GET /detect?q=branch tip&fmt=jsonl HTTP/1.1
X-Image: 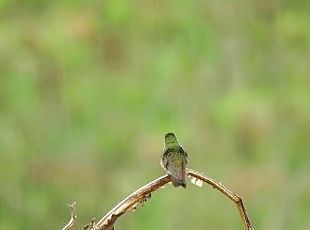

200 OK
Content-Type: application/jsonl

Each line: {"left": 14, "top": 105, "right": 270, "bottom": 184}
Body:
{"left": 62, "top": 201, "right": 77, "bottom": 230}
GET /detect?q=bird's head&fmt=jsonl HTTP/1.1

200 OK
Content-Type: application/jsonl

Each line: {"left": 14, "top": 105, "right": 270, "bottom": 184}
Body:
{"left": 164, "top": 132, "right": 179, "bottom": 148}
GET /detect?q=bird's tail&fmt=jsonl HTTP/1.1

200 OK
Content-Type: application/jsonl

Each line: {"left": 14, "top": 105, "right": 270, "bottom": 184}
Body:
{"left": 171, "top": 178, "right": 186, "bottom": 188}
{"left": 171, "top": 164, "right": 186, "bottom": 188}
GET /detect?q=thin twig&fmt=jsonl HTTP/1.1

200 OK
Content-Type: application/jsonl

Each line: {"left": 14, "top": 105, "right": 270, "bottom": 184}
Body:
{"left": 83, "top": 218, "right": 97, "bottom": 230}
{"left": 62, "top": 201, "right": 77, "bottom": 230}
{"left": 187, "top": 169, "right": 254, "bottom": 230}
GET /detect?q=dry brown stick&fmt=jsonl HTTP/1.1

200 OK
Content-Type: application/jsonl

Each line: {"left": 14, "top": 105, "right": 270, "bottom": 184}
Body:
{"left": 94, "top": 175, "right": 171, "bottom": 230}
{"left": 93, "top": 169, "right": 254, "bottom": 230}
{"left": 62, "top": 201, "right": 77, "bottom": 230}
{"left": 188, "top": 169, "right": 254, "bottom": 230}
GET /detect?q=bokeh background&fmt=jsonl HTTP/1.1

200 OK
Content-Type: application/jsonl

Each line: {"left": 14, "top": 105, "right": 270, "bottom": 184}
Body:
{"left": 0, "top": 0, "right": 309, "bottom": 229}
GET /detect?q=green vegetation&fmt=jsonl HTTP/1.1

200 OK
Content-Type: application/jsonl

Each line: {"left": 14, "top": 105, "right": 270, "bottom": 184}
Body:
{"left": 0, "top": 1, "right": 309, "bottom": 229}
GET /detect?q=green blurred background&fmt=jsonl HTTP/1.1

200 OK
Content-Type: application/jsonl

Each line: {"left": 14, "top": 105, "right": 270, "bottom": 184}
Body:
{"left": 0, "top": 0, "right": 309, "bottom": 229}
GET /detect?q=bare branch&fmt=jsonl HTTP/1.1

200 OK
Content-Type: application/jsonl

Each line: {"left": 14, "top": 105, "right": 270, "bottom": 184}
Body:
{"left": 89, "top": 169, "right": 254, "bottom": 230}
{"left": 93, "top": 174, "right": 171, "bottom": 230}
{"left": 188, "top": 169, "right": 254, "bottom": 230}
{"left": 62, "top": 201, "right": 77, "bottom": 230}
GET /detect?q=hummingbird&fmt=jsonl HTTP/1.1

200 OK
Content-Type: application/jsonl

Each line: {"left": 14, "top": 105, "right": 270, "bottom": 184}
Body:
{"left": 161, "top": 132, "right": 188, "bottom": 188}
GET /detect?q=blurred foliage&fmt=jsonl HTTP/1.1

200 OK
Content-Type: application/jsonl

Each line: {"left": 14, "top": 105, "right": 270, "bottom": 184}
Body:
{"left": 0, "top": 0, "right": 309, "bottom": 229}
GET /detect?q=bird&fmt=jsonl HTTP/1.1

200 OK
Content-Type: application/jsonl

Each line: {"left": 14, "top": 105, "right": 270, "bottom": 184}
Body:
{"left": 161, "top": 132, "right": 188, "bottom": 188}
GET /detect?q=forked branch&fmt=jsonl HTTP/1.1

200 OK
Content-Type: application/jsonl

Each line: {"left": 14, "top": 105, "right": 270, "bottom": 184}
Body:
{"left": 90, "top": 169, "right": 253, "bottom": 230}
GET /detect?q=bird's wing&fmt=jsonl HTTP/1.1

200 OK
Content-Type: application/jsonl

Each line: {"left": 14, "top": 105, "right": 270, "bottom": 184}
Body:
{"left": 180, "top": 147, "right": 188, "bottom": 164}
{"left": 161, "top": 148, "right": 172, "bottom": 169}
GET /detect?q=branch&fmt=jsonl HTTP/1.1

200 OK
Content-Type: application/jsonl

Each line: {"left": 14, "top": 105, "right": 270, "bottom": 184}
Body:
{"left": 187, "top": 169, "right": 254, "bottom": 230}
{"left": 93, "top": 174, "right": 171, "bottom": 230}
{"left": 62, "top": 201, "right": 77, "bottom": 230}
{"left": 90, "top": 169, "right": 253, "bottom": 230}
